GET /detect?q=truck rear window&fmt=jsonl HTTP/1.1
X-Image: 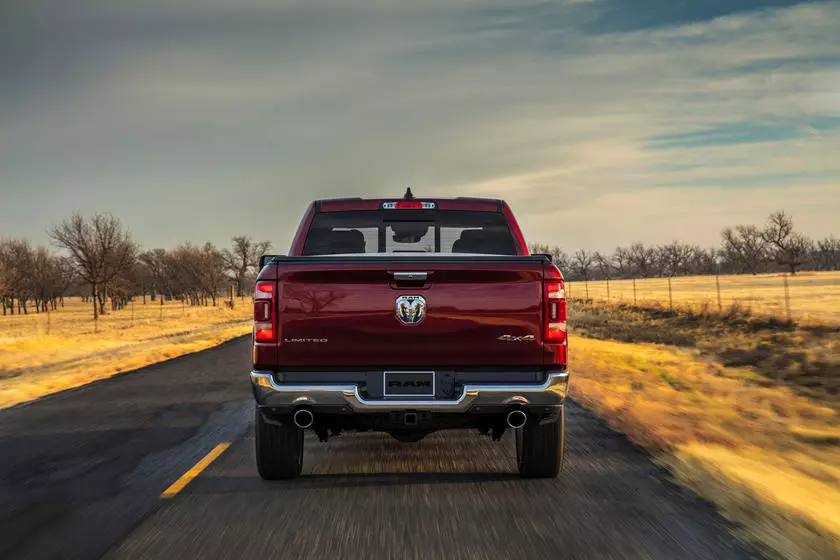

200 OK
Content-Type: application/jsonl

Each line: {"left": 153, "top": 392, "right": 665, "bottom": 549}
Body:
{"left": 302, "top": 210, "right": 517, "bottom": 255}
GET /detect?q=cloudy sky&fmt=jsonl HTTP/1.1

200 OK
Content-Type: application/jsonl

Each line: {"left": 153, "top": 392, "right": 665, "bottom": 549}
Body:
{"left": 1, "top": 0, "right": 838, "bottom": 253}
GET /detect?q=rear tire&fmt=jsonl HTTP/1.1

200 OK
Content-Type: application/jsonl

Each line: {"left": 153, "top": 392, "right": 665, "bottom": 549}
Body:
{"left": 515, "top": 407, "right": 565, "bottom": 478}
{"left": 255, "top": 407, "right": 303, "bottom": 480}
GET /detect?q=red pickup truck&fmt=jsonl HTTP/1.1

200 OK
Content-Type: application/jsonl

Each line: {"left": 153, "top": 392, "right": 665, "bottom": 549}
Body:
{"left": 250, "top": 191, "right": 569, "bottom": 479}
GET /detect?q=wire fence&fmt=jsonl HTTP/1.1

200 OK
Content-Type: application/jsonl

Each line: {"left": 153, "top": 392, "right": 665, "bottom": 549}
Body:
{"left": 566, "top": 270, "right": 840, "bottom": 325}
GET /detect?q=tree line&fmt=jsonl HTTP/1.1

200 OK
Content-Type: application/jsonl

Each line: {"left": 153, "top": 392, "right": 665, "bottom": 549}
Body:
{"left": 531, "top": 211, "right": 839, "bottom": 282}
{"left": 1, "top": 212, "right": 271, "bottom": 318}
{"left": 3, "top": 209, "right": 837, "bottom": 316}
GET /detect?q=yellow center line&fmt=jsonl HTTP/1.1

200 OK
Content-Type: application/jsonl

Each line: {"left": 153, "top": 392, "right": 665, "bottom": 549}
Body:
{"left": 160, "top": 442, "right": 231, "bottom": 499}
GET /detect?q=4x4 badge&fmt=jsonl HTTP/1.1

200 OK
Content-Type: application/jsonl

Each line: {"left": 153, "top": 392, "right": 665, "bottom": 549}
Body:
{"left": 396, "top": 295, "right": 426, "bottom": 325}
{"left": 498, "top": 334, "right": 535, "bottom": 342}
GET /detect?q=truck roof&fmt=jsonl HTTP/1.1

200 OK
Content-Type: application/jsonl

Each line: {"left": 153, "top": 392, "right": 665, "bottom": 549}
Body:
{"left": 287, "top": 190, "right": 528, "bottom": 256}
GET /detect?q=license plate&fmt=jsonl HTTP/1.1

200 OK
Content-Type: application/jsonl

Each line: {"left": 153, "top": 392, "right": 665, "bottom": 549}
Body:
{"left": 383, "top": 371, "right": 435, "bottom": 397}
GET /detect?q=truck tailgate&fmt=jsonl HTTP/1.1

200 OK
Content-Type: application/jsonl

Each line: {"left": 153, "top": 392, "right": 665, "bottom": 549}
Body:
{"left": 265, "top": 256, "right": 546, "bottom": 368}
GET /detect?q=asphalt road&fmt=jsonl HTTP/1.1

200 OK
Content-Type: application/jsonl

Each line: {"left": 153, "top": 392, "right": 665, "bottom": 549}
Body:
{"left": 0, "top": 336, "right": 762, "bottom": 560}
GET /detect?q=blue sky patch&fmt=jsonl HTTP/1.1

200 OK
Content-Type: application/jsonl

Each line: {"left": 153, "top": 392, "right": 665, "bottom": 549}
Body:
{"left": 660, "top": 169, "right": 840, "bottom": 189}
{"left": 719, "top": 54, "right": 840, "bottom": 76}
{"left": 582, "top": 0, "right": 821, "bottom": 33}
{"left": 648, "top": 116, "right": 840, "bottom": 149}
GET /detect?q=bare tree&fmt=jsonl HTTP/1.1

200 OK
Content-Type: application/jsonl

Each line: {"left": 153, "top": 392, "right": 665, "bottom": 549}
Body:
{"left": 222, "top": 236, "right": 272, "bottom": 296}
{"left": 659, "top": 241, "right": 698, "bottom": 277}
{"left": 98, "top": 220, "right": 138, "bottom": 312}
{"left": 721, "top": 225, "right": 768, "bottom": 275}
{"left": 53, "top": 257, "right": 75, "bottom": 308}
{"left": 0, "top": 240, "right": 13, "bottom": 315}
{"left": 0, "top": 239, "right": 31, "bottom": 315}
{"left": 628, "top": 243, "right": 658, "bottom": 278}
{"left": 0, "top": 242, "right": 8, "bottom": 315}
{"left": 170, "top": 243, "right": 228, "bottom": 306}
{"left": 571, "top": 249, "right": 595, "bottom": 281}
{"left": 167, "top": 245, "right": 199, "bottom": 304}
{"left": 132, "top": 257, "right": 152, "bottom": 304}
{"left": 775, "top": 233, "right": 812, "bottom": 274}
{"left": 0, "top": 240, "right": 74, "bottom": 315}
{"left": 3, "top": 239, "right": 35, "bottom": 314}
{"left": 761, "top": 211, "right": 812, "bottom": 274}
{"left": 612, "top": 246, "right": 632, "bottom": 278}
{"left": 813, "top": 237, "right": 840, "bottom": 271}
{"left": 762, "top": 211, "right": 794, "bottom": 247}
{"left": 529, "top": 243, "right": 550, "bottom": 255}
{"left": 31, "top": 246, "right": 58, "bottom": 312}
{"left": 689, "top": 247, "right": 718, "bottom": 275}
{"left": 50, "top": 213, "right": 137, "bottom": 319}
{"left": 593, "top": 251, "right": 612, "bottom": 280}
{"left": 201, "top": 242, "right": 228, "bottom": 306}
{"left": 549, "top": 245, "right": 569, "bottom": 270}
{"left": 138, "top": 249, "right": 172, "bottom": 301}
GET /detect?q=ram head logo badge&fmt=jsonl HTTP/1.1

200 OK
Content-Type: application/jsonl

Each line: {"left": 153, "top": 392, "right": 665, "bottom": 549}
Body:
{"left": 396, "top": 295, "right": 426, "bottom": 325}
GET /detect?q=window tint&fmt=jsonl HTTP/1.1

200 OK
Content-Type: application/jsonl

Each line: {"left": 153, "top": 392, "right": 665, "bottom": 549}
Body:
{"left": 302, "top": 210, "right": 516, "bottom": 255}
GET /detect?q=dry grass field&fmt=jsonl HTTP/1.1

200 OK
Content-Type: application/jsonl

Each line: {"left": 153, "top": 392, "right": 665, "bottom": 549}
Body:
{"left": 567, "top": 270, "right": 840, "bottom": 325}
{"left": 569, "top": 302, "right": 840, "bottom": 559}
{"left": 0, "top": 297, "right": 252, "bottom": 409}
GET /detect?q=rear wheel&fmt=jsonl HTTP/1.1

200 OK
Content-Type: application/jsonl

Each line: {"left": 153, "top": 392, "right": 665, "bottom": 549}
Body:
{"left": 515, "top": 408, "right": 565, "bottom": 478}
{"left": 255, "top": 408, "right": 303, "bottom": 480}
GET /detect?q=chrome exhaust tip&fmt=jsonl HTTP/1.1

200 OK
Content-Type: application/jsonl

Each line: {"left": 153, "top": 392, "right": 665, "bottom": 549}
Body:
{"left": 293, "top": 409, "right": 314, "bottom": 429}
{"left": 506, "top": 409, "right": 527, "bottom": 429}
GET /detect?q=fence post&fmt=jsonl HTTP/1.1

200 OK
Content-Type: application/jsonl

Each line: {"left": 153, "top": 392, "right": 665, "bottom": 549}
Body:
{"left": 606, "top": 278, "right": 611, "bottom": 300}
{"left": 783, "top": 274, "right": 791, "bottom": 323}
{"left": 160, "top": 295, "right": 164, "bottom": 321}
{"left": 585, "top": 280, "right": 589, "bottom": 300}
{"left": 131, "top": 300, "right": 135, "bottom": 327}
{"left": 715, "top": 273, "right": 722, "bottom": 313}
{"left": 632, "top": 278, "right": 637, "bottom": 306}
{"left": 668, "top": 277, "right": 673, "bottom": 311}
{"left": 230, "top": 285, "right": 235, "bottom": 308}
{"left": 47, "top": 306, "right": 51, "bottom": 335}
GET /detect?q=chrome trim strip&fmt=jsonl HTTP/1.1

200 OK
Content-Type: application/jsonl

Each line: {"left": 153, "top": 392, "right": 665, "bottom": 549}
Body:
{"left": 251, "top": 370, "right": 569, "bottom": 412}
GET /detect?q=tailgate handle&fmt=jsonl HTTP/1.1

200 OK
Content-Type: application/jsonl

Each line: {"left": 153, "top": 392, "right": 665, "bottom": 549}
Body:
{"left": 392, "top": 272, "right": 428, "bottom": 281}
{"left": 391, "top": 271, "right": 429, "bottom": 287}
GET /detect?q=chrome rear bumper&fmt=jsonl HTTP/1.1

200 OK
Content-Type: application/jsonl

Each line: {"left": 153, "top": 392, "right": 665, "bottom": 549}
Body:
{"left": 250, "top": 370, "right": 569, "bottom": 413}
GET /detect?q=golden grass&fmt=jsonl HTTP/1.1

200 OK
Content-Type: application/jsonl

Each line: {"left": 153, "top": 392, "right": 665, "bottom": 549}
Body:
{"left": 0, "top": 297, "right": 252, "bottom": 409}
{"left": 568, "top": 299, "right": 839, "bottom": 402}
{"left": 570, "top": 336, "right": 840, "bottom": 559}
{"left": 567, "top": 270, "right": 840, "bottom": 325}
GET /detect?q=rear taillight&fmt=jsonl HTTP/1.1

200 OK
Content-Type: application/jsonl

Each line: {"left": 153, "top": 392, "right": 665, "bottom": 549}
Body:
{"left": 544, "top": 281, "right": 566, "bottom": 343}
{"left": 254, "top": 281, "right": 276, "bottom": 342}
